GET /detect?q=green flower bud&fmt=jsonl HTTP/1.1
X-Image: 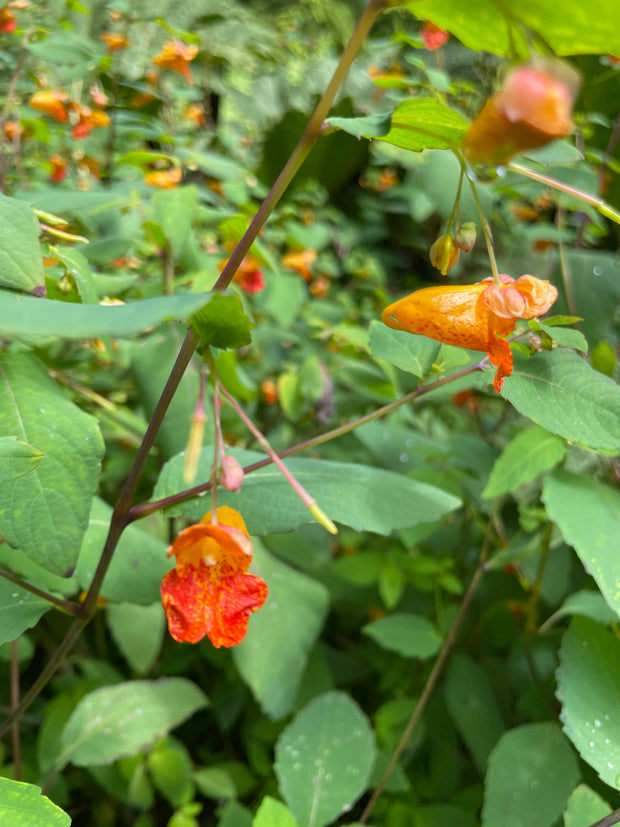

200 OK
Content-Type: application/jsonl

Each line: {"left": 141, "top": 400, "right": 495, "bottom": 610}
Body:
{"left": 429, "top": 234, "right": 460, "bottom": 275}
{"left": 455, "top": 222, "right": 477, "bottom": 252}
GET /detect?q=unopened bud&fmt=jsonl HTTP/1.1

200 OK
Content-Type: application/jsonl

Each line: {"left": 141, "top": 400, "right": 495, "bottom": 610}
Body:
{"left": 454, "top": 222, "right": 477, "bottom": 252}
{"left": 429, "top": 234, "right": 460, "bottom": 275}
{"left": 220, "top": 454, "right": 245, "bottom": 493}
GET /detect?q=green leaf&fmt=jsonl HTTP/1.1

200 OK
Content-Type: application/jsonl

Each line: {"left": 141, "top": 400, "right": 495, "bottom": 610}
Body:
{"left": 560, "top": 252, "right": 620, "bottom": 347}
{"left": 57, "top": 678, "right": 208, "bottom": 768}
{"left": 0, "top": 193, "right": 45, "bottom": 294}
{"left": 193, "top": 767, "right": 237, "bottom": 800}
{"left": 369, "top": 321, "right": 440, "bottom": 378}
{"left": 106, "top": 603, "right": 166, "bottom": 675}
{"left": 253, "top": 797, "right": 299, "bottom": 827}
{"left": 116, "top": 150, "right": 175, "bottom": 167}
{"left": 152, "top": 186, "right": 199, "bottom": 258}
{"left": 557, "top": 618, "right": 620, "bottom": 790}
{"left": 328, "top": 113, "right": 392, "bottom": 138}
{"left": 363, "top": 613, "right": 442, "bottom": 659}
{"left": 444, "top": 655, "right": 505, "bottom": 773}
{"left": 482, "top": 723, "right": 579, "bottom": 827}
{"left": 233, "top": 542, "right": 329, "bottom": 720}
{"left": 502, "top": 350, "right": 620, "bottom": 452}
{"left": 75, "top": 498, "right": 171, "bottom": 605}
{"left": 53, "top": 247, "right": 98, "bottom": 304}
{"left": 0, "top": 353, "right": 104, "bottom": 575}
{"left": 563, "top": 784, "right": 612, "bottom": 827}
{"left": 373, "top": 99, "right": 469, "bottom": 153}
{"left": 531, "top": 321, "right": 588, "bottom": 354}
{"left": 405, "top": 0, "right": 620, "bottom": 57}
{"left": 275, "top": 691, "right": 376, "bottom": 827}
{"left": 0, "top": 777, "right": 70, "bottom": 826}
{"left": 482, "top": 427, "right": 566, "bottom": 499}
{"left": 0, "top": 436, "right": 43, "bottom": 483}
{"left": 154, "top": 447, "right": 462, "bottom": 535}
{"left": 543, "top": 472, "right": 620, "bottom": 619}
{"left": 0, "top": 290, "right": 210, "bottom": 340}
{"left": 542, "top": 590, "right": 618, "bottom": 632}
{"left": 0, "top": 577, "right": 52, "bottom": 646}
{"left": 189, "top": 292, "right": 253, "bottom": 349}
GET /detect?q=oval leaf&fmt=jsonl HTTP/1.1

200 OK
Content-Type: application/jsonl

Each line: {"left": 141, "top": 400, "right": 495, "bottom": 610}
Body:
{"left": 483, "top": 427, "right": 566, "bottom": 499}
{"left": 0, "top": 194, "right": 45, "bottom": 294}
{"left": 0, "top": 578, "right": 52, "bottom": 646}
{"left": 374, "top": 99, "right": 469, "bottom": 153}
{"left": 363, "top": 613, "right": 442, "bottom": 659}
{"left": 0, "top": 777, "right": 70, "bottom": 826}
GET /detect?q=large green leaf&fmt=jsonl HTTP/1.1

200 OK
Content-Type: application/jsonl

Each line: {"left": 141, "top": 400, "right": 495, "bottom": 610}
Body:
{"left": 482, "top": 723, "right": 579, "bottom": 827}
{"left": 563, "top": 785, "right": 612, "bottom": 827}
{"left": 543, "top": 471, "right": 620, "bottom": 619}
{"left": 152, "top": 185, "right": 199, "bottom": 259}
{"left": 0, "top": 777, "right": 70, "bottom": 826}
{"left": 154, "top": 447, "right": 462, "bottom": 535}
{"left": 405, "top": 0, "right": 620, "bottom": 57}
{"left": 363, "top": 613, "right": 442, "bottom": 659}
{"left": 275, "top": 691, "right": 376, "bottom": 827}
{"left": 502, "top": 350, "right": 620, "bottom": 452}
{"left": 557, "top": 618, "right": 620, "bottom": 790}
{"left": 0, "top": 193, "right": 45, "bottom": 294}
{"left": 482, "top": 427, "right": 566, "bottom": 499}
{"left": 0, "top": 353, "right": 104, "bottom": 575}
{"left": 444, "top": 655, "right": 505, "bottom": 774}
{"left": 233, "top": 542, "right": 329, "bottom": 720}
{"left": 373, "top": 99, "right": 469, "bottom": 153}
{"left": 75, "top": 498, "right": 171, "bottom": 605}
{"left": 0, "top": 436, "right": 43, "bottom": 483}
{"left": 557, "top": 252, "right": 620, "bottom": 347}
{"left": 0, "top": 577, "right": 52, "bottom": 646}
{"left": 253, "top": 796, "right": 299, "bottom": 827}
{"left": 57, "top": 678, "right": 208, "bottom": 768}
{"left": 0, "top": 290, "right": 210, "bottom": 340}
{"left": 368, "top": 321, "right": 440, "bottom": 379}
{"left": 106, "top": 603, "right": 166, "bottom": 675}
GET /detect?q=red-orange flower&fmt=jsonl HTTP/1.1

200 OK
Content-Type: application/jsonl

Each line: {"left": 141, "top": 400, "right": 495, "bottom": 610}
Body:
{"left": 49, "top": 154, "right": 68, "bottom": 183}
{"left": 219, "top": 253, "right": 265, "bottom": 294}
{"left": 421, "top": 21, "right": 449, "bottom": 51}
{"left": 101, "top": 32, "right": 130, "bottom": 52}
{"left": 29, "top": 89, "right": 69, "bottom": 123}
{"left": 381, "top": 274, "right": 558, "bottom": 392}
{"left": 161, "top": 506, "right": 268, "bottom": 647}
{"left": 462, "top": 60, "right": 580, "bottom": 166}
{"left": 153, "top": 40, "right": 198, "bottom": 84}
{"left": 0, "top": 5, "right": 16, "bottom": 32}
{"left": 70, "top": 103, "right": 110, "bottom": 140}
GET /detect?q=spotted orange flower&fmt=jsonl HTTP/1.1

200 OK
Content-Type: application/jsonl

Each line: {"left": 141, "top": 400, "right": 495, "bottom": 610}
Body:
{"left": 462, "top": 60, "right": 580, "bottom": 166}
{"left": 29, "top": 90, "right": 69, "bottom": 123}
{"left": 382, "top": 274, "right": 558, "bottom": 392}
{"left": 153, "top": 40, "right": 199, "bottom": 84}
{"left": 101, "top": 32, "right": 130, "bottom": 52}
{"left": 421, "top": 21, "right": 449, "bottom": 51}
{"left": 161, "top": 506, "right": 268, "bottom": 647}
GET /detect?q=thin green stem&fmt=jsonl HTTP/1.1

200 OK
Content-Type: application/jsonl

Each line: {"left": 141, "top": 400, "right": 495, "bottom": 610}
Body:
{"left": 0, "top": 565, "right": 80, "bottom": 615}
{"left": 128, "top": 358, "right": 488, "bottom": 522}
{"left": 446, "top": 166, "right": 465, "bottom": 234}
{"left": 466, "top": 168, "right": 501, "bottom": 285}
{"left": 359, "top": 534, "right": 492, "bottom": 824}
{"left": 508, "top": 161, "right": 620, "bottom": 225}
{"left": 212, "top": 0, "right": 387, "bottom": 293}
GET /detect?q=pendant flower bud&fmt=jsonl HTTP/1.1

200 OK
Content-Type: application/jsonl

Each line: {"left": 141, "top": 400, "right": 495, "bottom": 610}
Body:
{"left": 381, "top": 274, "right": 557, "bottom": 392}
{"left": 220, "top": 455, "right": 245, "bottom": 493}
{"left": 429, "top": 234, "right": 460, "bottom": 275}
{"left": 462, "top": 59, "right": 580, "bottom": 166}
{"left": 161, "top": 506, "right": 267, "bottom": 647}
{"left": 454, "top": 222, "right": 477, "bottom": 252}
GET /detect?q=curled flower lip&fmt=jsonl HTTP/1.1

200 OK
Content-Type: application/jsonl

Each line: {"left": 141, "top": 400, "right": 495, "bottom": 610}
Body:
{"left": 161, "top": 506, "right": 267, "bottom": 647}
{"left": 381, "top": 274, "right": 557, "bottom": 392}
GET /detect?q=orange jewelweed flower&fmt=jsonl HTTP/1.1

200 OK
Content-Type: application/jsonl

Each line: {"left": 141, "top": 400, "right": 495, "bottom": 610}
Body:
{"left": 144, "top": 166, "right": 182, "bottom": 188}
{"left": 462, "top": 59, "right": 580, "bottom": 166}
{"left": 382, "top": 274, "right": 558, "bottom": 392}
{"left": 219, "top": 253, "right": 266, "bottom": 294}
{"left": 29, "top": 89, "right": 69, "bottom": 123}
{"left": 153, "top": 40, "right": 199, "bottom": 84}
{"left": 420, "top": 21, "right": 449, "bottom": 51}
{"left": 281, "top": 248, "right": 316, "bottom": 281}
{"left": 161, "top": 506, "right": 268, "bottom": 647}
{"left": 101, "top": 32, "right": 130, "bottom": 52}
{"left": 49, "top": 155, "right": 68, "bottom": 183}
{"left": 70, "top": 103, "right": 110, "bottom": 140}
{"left": 0, "top": 5, "right": 16, "bottom": 32}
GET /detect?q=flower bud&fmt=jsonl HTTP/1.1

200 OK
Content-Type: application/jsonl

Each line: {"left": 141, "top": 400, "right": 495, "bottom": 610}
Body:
{"left": 220, "top": 454, "right": 245, "bottom": 493}
{"left": 454, "top": 222, "right": 477, "bottom": 252}
{"left": 429, "top": 234, "right": 460, "bottom": 275}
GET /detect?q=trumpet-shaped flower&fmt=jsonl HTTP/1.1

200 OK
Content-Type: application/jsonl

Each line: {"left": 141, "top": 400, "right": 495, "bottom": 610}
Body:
{"left": 153, "top": 40, "right": 199, "bottom": 84}
{"left": 29, "top": 90, "right": 69, "bottom": 123}
{"left": 381, "top": 274, "right": 557, "bottom": 392}
{"left": 462, "top": 60, "right": 580, "bottom": 166}
{"left": 161, "top": 506, "right": 267, "bottom": 647}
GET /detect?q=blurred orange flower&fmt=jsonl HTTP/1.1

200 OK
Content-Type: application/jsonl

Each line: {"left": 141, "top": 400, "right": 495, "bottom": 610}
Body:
{"left": 29, "top": 89, "right": 69, "bottom": 123}
{"left": 144, "top": 167, "right": 182, "bottom": 188}
{"left": 382, "top": 274, "right": 557, "bottom": 392}
{"left": 70, "top": 103, "right": 110, "bottom": 140}
{"left": 49, "top": 155, "right": 68, "bottom": 183}
{"left": 219, "top": 253, "right": 265, "bottom": 294}
{"left": 161, "top": 506, "right": 268, "bottom": 646}
{"left": 153, "top": 40, "right": 198, "bottom": 84}
{"left": 0, "top": 5, "right": 16, "bottom": 32}
{"left": 184, "top": 103, "right": 206, "bottom": 126}
{"left": 462, "top": 60, "right": 580, "bottom": 166}
{"left": 3, "top": 120, "right": 22, "bottom": 140}
{"left": 101, "top": 32, "right": 130, "bottom": 52}
{"left": 281, "top": 248, "right": 316, "bottom": 281}
{"left": 420, "top": 21, "right": 449, "bottom": 51}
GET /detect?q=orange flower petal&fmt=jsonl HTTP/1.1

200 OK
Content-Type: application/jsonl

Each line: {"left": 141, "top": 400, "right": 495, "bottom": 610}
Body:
{"left": 29, "top": 90, "right": 69, "bottom": 123}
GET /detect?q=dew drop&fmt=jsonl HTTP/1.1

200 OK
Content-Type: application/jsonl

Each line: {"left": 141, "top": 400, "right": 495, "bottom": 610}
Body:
{"left": 594, "top": 719, "right": 602, "bottom": 727}
{"left": 589, "top": 741, "right": 595, "bottom": 748}
{"left": 593, "top": 266, "right": 603, "bottom": 276}
{"left": 399, "top": 453, "right": 409, "bottom": 462}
